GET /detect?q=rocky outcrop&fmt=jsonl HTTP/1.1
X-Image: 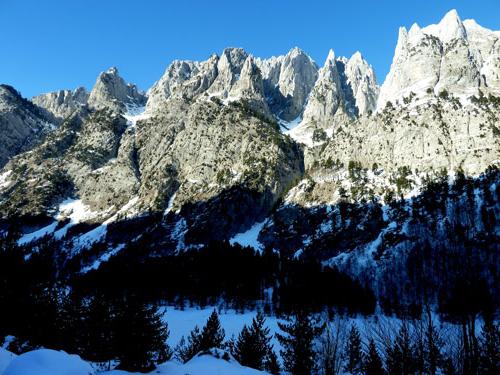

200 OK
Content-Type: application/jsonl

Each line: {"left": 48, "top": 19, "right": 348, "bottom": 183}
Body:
{"left": 32, "top": 87, "right": 88, "bottom": 123}
{"left": 0, "top": 85, "right": 55, "bottom": 168}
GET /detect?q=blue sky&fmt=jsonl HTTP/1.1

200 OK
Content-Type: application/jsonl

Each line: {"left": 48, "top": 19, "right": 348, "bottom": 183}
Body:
{"left": 1, "top": 0, "right": 499, "bottom": 98}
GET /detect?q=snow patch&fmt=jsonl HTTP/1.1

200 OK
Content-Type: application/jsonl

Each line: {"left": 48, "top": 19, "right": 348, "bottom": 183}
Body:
{"left": 123, "top": 104, "right": 149, "bottom": 127}
{"left": 229, "top": 220, "right": 266, "bottom": 252}
{"left": 0, "top": 349, "right": 16, "bottom": 374}
{"left": 2, "top": 349, "right": 94, "bottom": 375}
{"left": 17, "top": 222, "right": 59, "bottom": 246}
{"left": 72, "top": 197, "right": 139, "bottom": 251}
{"left": 0, "top": 170, "right": 12, "bottom": 190}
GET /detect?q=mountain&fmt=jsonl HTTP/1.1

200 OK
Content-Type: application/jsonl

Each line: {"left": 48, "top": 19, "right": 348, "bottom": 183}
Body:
{"left": 0, "top": 85, "right": 56, "bottom": 168}
{"left": 32, "top": 87, "right": 88, "bottom": 124}
{"left": 0, "top": 10, "right": 497, "bottom": 308}
{"left": 378, "top": 9, "right": 500, "bottom": 108}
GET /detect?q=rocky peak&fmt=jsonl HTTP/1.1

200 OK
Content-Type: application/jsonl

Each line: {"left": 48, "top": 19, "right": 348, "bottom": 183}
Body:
{"left": 274, "top": 47, "right": 319, "bottom": 121}
{"left": 336, "top": 51, "right": 379, "bottom": 115}
{"left": 32, "top": 87, "right": 88, "bottom": 123}
{"left": 229, "top": 56, "right": 271, "bottom": 117}
{"left": 88, "top": 67, "right": 146, "bottom": 113}
{"left": 378, "top": 9, "right": 499, "bottom": 108}
{"left": 206, "top": 48, "right": 248, "bottom": 96}
{"left": 422, "top": 9, "right": 467, "bottom": 43}
{"left": 146, "top": 59, "right": 200, "bottom": 111}
{"left": 287, "top": 49, "right": 350, "bottom": 146}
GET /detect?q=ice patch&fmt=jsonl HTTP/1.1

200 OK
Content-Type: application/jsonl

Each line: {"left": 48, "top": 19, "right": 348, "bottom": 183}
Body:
{"left": 163, "top": 191, "right": 177, "bottom": 216}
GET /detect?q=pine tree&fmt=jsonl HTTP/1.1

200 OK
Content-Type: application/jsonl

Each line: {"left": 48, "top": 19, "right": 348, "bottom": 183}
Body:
{"left": 478, "top": 317, "right": 500, "bottom": 375}
{"left": 176, "top": 326, "right": 203, "bottom": 363}
{"left": 233, "top": 311, "right": 273, "bottom": 370}
{"left": 199, "top": 309, "right": 225, "bottom": 351}
{"left": 115, "top": 298, "right": 171, "bottom": 372}
{"left": 81, "top": 293, "right": 118, "bottom": 366}
{"left": 385, "top": 321, "right": 417, "bottom": 375}
{"left": 364, "top": 339, "right": 385, "bottom": 375}
{"left": 276, "top": 311, "right": 322, "bottom": 375}
{"left": 424, "top": 311, "right": 442, "bottom": 375}
{"left": 345, "top": 324, "right": 363, "bottom": 374}
{"left": 264, "top": 350, "right": 281, "bottom": 375}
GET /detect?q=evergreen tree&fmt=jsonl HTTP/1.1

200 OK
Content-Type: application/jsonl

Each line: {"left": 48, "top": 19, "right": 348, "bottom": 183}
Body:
{"left": 199, "top": 309, "right": 225, "bottom": 351}
{"left": 345, "top": 324, "right": 363, "bottom": 374}
{"left": 478, "top": 317, "right": 500, "bottom": 375}
{"left": 364, "top": 339, "right": 385, "bottom": 375}
{"left": 176, "top": 326, "right": 203, "bottom": 363}
{"left": 276, "top": 311, "right": 322, "bottom": 375}
{"left": 264, "top": 350, "right": 281, "bottom": 375}
{"left": 423, "top": 311, "right": 442, "bottom": 375}
{"left": 233, "top": 311, "right": 273, "bottom": 370}
{"left": 115, "top": 298, "right": 171, "bottom": 372}
{"left": 82, "top": 293, "right": 118, "bottom": 365}
{"left": 385, "top": 321, "right": 417, "bottom": 375}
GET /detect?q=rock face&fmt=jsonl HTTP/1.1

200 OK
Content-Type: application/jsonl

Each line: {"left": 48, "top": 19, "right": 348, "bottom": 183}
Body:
{"left": 257, "top": 47, "right": 319, "bottom": 121}
{"left": 88, "top": 67, "right": 146, "bottom": 112}
{"left": 336, "top": 52, "right": 379, "bottom": 116}
{"left": 286, "top": 50, "right": 379, "bottom": 146}
{"left": 378, "top": 9, "right": 500, "bottom": 108}
{"left": 0, "top": 85, "right": 55, "bottom": 168}
{"left": 146, "top": 60, "right": 200, "bottom": 112}
{"left": 32, "top": 87, "right": 88, "bottom": 123}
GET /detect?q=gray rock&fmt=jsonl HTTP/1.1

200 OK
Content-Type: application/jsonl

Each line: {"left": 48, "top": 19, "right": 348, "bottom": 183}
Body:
{"left": 88, "top": 67, "right": 146, "bottom": 113}
{"left": 32, "top": 87, "right": 88, "bottom": 123}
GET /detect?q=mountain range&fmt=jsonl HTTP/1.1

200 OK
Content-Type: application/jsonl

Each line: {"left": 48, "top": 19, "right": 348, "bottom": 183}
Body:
{"left": 0, "top": 9, "right": 498, "bottom": 304}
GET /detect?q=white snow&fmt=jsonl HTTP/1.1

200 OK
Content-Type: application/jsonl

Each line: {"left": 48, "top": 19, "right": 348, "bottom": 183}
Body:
{"left": 73, "top": 197, "right": 139, "bottom": 251}
{"left": 123, "top": 105, "right": 149, "bottom": 127}
{"left": 2, "top": 349, "right": 94, "bottom": 375}
{"left": 278, "top": 116, "right": 302, "bottom": 132}
{"left": 17, "top": 222, "right": 59, "bottom": 246}
{"left": 229, "top": 220, "right": 266, "bottom": 252}
{"left": 163, "top": 191, "right": 177, "bottom": 216}
{"left": 17, "top": 198, "right": 103, "bottom": 245}
{"left": 0, "top": 349, "right": 16, "bottom": 374}
{"left": 0, "top": 170, "right": 12, "bottom": 190}
{"left": 160, "top": 306, "right": 282, "bottom": 358}
{"left": 80, "top": 244, "right": 126, "bottom": 273}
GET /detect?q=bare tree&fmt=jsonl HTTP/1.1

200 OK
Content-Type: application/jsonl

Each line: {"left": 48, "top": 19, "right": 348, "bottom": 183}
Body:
{"left": 317, "top": 314, "right": 348, "bottom": 375}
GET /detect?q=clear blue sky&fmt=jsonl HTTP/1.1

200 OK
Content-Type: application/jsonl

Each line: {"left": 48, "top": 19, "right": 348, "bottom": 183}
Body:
{"left": 1, "top": 0, "right": 499, "bottom": 98}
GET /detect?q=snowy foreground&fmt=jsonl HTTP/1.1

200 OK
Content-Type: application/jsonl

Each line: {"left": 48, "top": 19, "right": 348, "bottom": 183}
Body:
{"left": 0, "top": 306, "right": 276, "bottom": 375}
{"left": 0, "top": 348, "right": 265, "bottom": 375}
{"left": 0, "top": 306, "right": 458, "bottom": 374}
